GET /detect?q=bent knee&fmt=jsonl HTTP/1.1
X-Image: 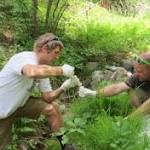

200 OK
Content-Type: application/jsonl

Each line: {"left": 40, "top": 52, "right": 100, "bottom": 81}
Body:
{"left": 51, "top": 102, "right": 60, "bottom": 110}
{"left": 42, "top": 103, "right": 60, "bottom": 116}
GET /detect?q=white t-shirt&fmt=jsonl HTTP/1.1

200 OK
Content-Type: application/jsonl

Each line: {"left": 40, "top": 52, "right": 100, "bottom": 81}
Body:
{"left": 0, "top": 51, "right": 52, "bottom": 119}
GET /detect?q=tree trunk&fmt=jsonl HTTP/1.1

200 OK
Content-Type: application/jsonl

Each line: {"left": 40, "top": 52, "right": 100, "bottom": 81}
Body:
{"left": 45, "top": 0, "right": 53, "bottom": 30}
{"left": 32, "top": 0, "right": 39, "bottom": 36}
{"left": 100, "top": 0, "right": 110, "bottom": 9}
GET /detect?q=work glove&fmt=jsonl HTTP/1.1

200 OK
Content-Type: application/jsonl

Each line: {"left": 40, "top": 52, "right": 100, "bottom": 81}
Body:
{"left": 62, "top": 64, "right": 74, "bottom": 77}
{"left": 78, "top": 86, "right": 97, "bottom": 97}
{"left": 60, "top": 75, "right": 82, "bottom": 91}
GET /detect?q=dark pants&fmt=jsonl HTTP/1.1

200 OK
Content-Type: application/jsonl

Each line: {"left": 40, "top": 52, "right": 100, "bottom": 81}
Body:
{"left": 0, "top": 97, "right": 48, "bottom": 150}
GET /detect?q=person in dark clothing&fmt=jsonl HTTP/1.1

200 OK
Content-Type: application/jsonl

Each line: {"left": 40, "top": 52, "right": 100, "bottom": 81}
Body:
{"left": 79, "top": 52, "right": 150, "bottom": 116}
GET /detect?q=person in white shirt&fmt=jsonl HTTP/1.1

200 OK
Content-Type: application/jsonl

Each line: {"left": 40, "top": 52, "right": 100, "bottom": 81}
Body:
{"left": 0, "top": 33, "right": 80, "bottom": 150}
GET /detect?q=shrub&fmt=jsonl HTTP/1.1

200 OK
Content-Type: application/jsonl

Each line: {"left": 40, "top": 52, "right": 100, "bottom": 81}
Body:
{"left": 60, "top": 5, "right": 150, "bottom": 69}
{"left": 57, "top": 93, "right": 150, "bottom": 150}
{"left": 72, "top": 115, "right": 149, "bottom": 150}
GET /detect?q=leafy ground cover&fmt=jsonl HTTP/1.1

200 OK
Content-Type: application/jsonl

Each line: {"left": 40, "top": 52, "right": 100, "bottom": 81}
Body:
{"left": 54, "top": 93, "right": 150, "bottom": 150}
{"left": 1, "top": 1, "right": 150, "bottom": 150}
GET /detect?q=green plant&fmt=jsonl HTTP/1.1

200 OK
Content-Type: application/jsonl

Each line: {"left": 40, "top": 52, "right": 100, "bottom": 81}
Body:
{"left": 72, "top": 115, "right": 149, "bottom": 150}
{"left": 53, "top": 116, "right": 86, "bottom": 146}
{"left": 7, "top": 115, "right": 49, "bottom": 150}
{"left": 58, "top": 4, "right": 150, "bottom": 70}
{"left": 54, "top": 91, "right": 147, "bottom": 149}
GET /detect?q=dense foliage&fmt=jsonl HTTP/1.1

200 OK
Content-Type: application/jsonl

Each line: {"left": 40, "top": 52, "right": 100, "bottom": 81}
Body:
{"left": 0, "top": 0, "right": 150, "bottom": 70}
{"left": 53, "top": 93, "right": 150, "bottom": 150}
{"left": 0, "top": 0, "right": 150, "bottom": 149}
{"left": 58, "top": 7, "right": 150, "bottom": 69}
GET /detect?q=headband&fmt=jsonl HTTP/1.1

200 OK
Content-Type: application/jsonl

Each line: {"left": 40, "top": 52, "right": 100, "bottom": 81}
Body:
{"left": 42, "top": 37, "right": 59, "bottom": 47}
{"left": 132, "top": 54, "right": 150, "bottom": 65}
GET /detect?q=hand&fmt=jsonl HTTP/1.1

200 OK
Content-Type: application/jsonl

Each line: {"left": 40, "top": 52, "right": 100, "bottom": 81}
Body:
{"left": 61, "top": 75, "right": 81, "bottom": 90}
{"left": 62, "top": 64, "right": 74, "bottom": 77}
{"left": 78, "top": 86, "right": 97, "bottom": 97}
{"left": 71, "top": 75, "right": 82, "bottom": 87}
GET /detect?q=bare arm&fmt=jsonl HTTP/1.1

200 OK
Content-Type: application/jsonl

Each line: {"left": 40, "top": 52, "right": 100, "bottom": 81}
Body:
{"left": 41, "top": 87, "right": 64, "bottom": 103}
{"left": 98, "top": 82, "right": 130, "bottom": 96}
{"left": 22, "top": 64, "right": 63, "bottom": 78}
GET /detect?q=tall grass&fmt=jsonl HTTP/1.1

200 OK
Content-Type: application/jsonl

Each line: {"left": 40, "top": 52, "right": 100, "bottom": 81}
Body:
{"left": 58, "top": 5, "right": 150, "bottom": 68}
{"left": 72, "top": 116, "right": 148, "bottom": 150}
{"left": 65, "top": 94, "right": 150, "bottom": 150}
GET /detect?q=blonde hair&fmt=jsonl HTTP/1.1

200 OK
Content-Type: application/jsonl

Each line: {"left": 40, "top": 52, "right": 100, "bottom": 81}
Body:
{"left": 33, "top": 33, "right": 64, "bottom": 52}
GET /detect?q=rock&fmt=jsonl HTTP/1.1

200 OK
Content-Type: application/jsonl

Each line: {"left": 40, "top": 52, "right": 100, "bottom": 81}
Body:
{"left": 18, "top": 142, "right": 28, "bottom": 150}
{"left": 91, "top": 70, "right": 113, "bottom": 87}
{"left": 110, "top": 67, "right": 131, "bottom": 81}
{"left": 91, "top": 67, "right": 132, "bottom": 88}
{"left": 86, "top": 62, "right": 99, "bottom": 72}
{"left": 122, "top": 59, "right": 134, "bottom": 73}
{"left": 2, "top": 30, "right": 14, "bottom": 45}
{"left": 105, "top": 65, "right": 117, "bottom": 71}
{"left": 141, "top": 115, "right": 150, "bottom": 137}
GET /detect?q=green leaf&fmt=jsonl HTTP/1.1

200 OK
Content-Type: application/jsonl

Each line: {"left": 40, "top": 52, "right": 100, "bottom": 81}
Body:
{"left": 62, "top": 135, "right": 69, "bottom": 145}
{"left": 20, "top": 127, "right": 36, "bottom": 133}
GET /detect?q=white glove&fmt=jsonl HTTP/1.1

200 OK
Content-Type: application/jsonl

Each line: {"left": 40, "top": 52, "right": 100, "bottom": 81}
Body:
{"left": 62, "top": 64, "right": 74, "bottom": 77}
{"left": 78, "top": 86, "right": 97, "bottom": 97}
{"left": 71, "top": 75, "right": 82, "bottom": 87}
{"left": 61, "top": 75, "right": 81, "bottom": 90}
